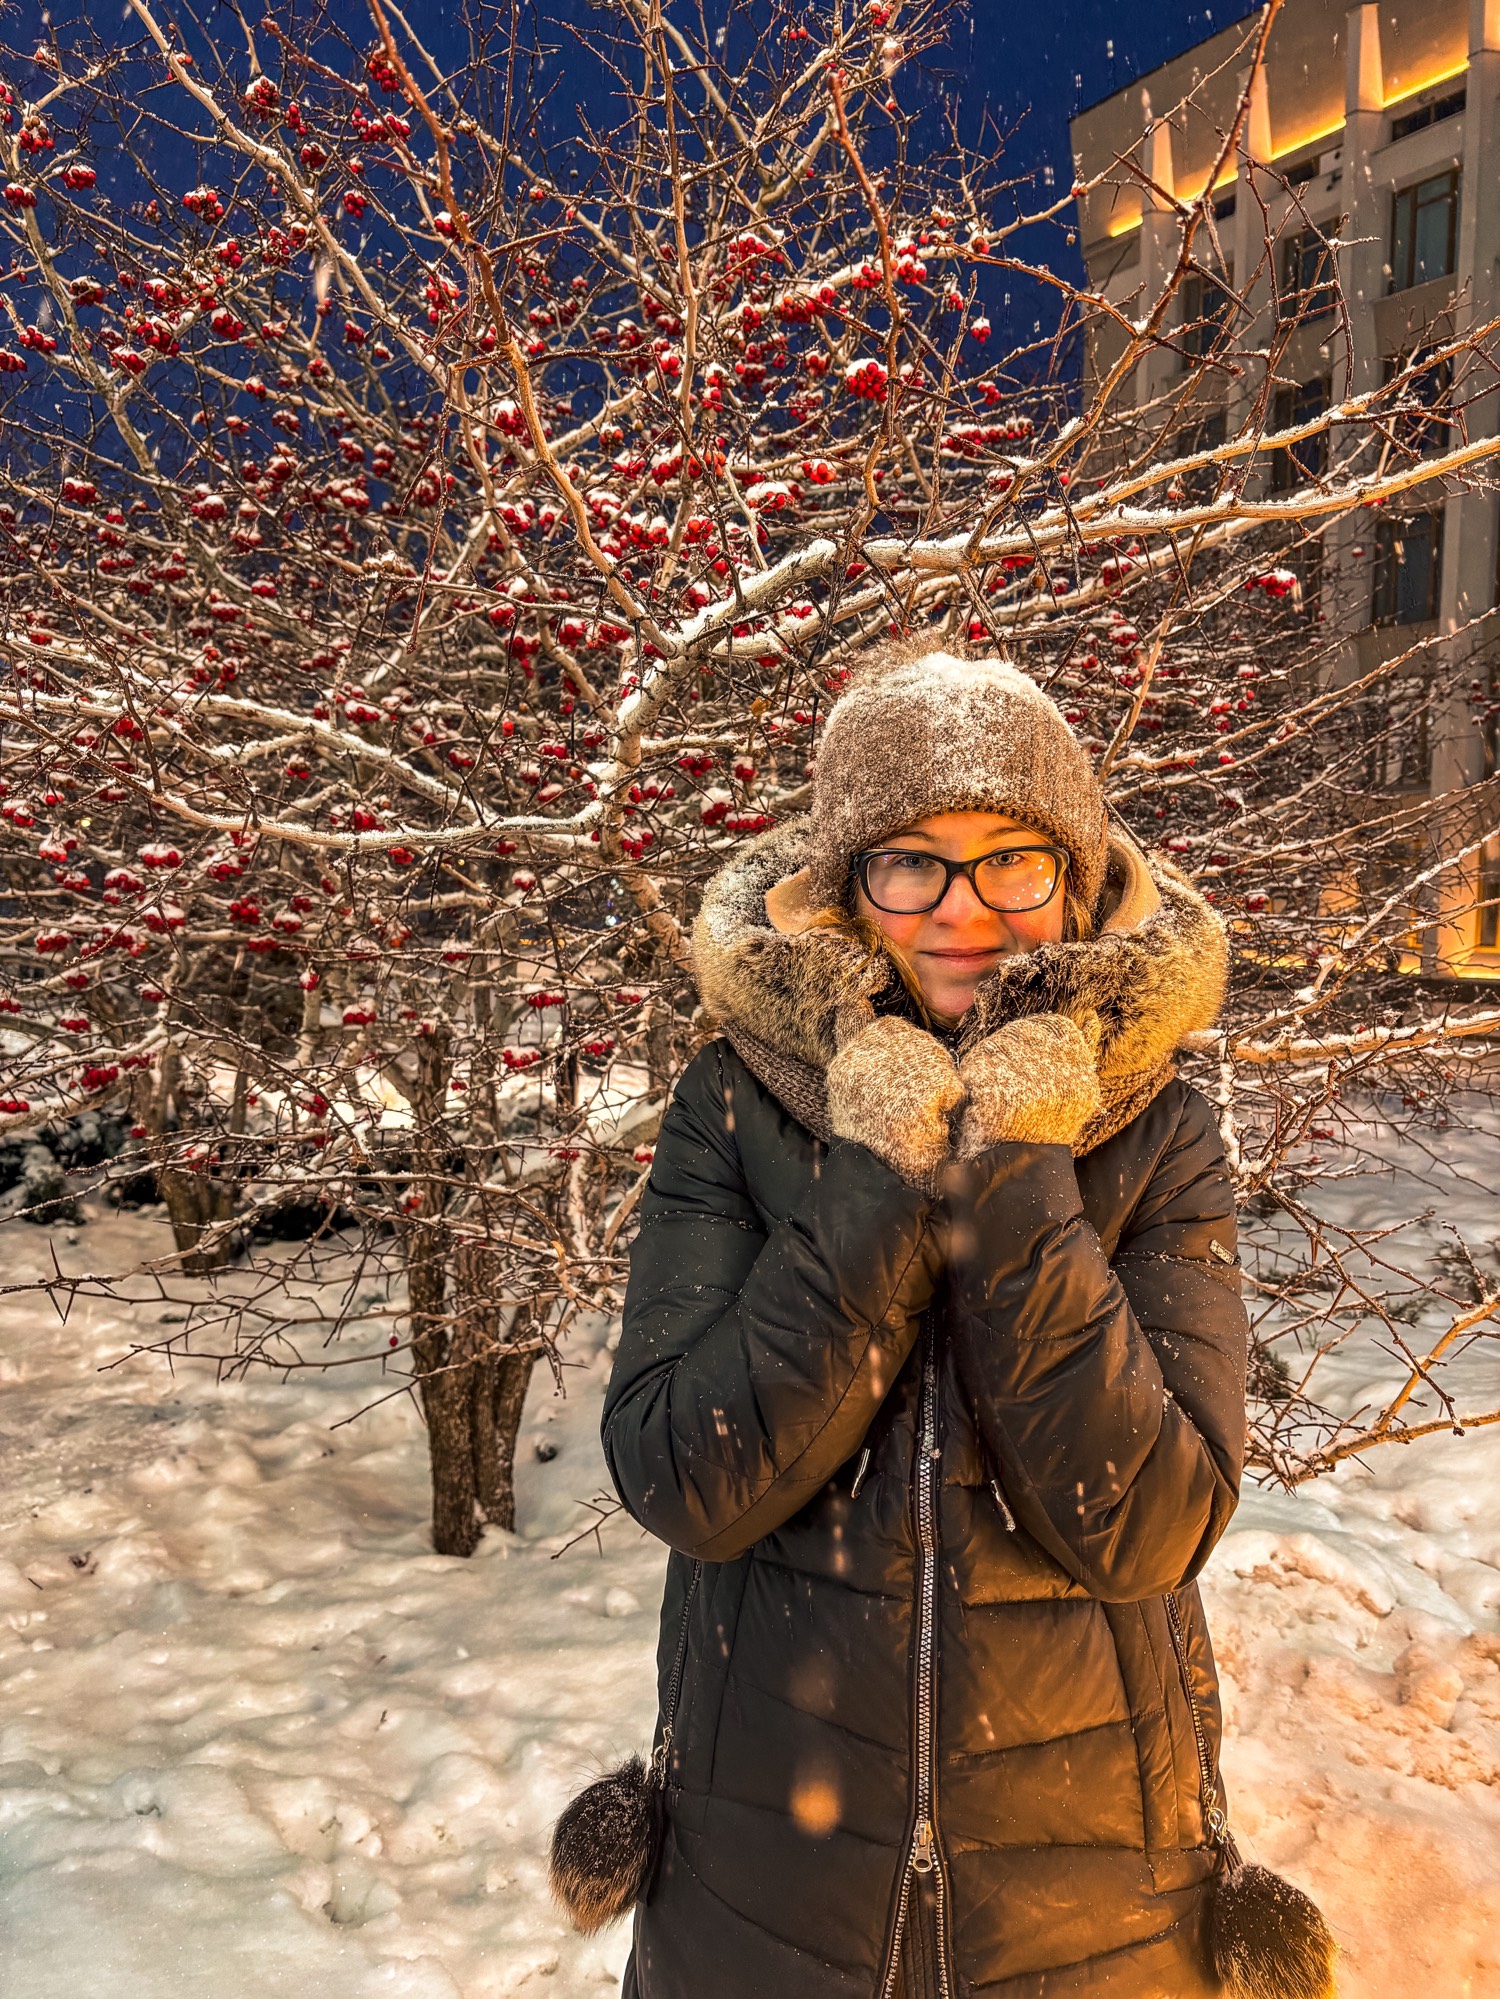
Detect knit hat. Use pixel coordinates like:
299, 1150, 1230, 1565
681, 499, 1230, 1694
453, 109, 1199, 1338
806, 651, 1108, 912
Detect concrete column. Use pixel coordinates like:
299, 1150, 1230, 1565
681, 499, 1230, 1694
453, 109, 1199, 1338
1137, 102, 1177, 408
1432, 3, 1500, 969
1227, 64, 1272, 446
1323, 9, 1386, 653
1328, 9, 1400, 655
1339, 4, 1385, 392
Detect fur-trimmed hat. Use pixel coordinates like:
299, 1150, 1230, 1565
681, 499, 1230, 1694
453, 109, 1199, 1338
807, 651, 1108, 912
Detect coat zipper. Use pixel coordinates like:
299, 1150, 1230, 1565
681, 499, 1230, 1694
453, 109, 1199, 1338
880, 1329, 951, 1999
650, 1558, 703, 1789
1162, 1589, 1239, 1869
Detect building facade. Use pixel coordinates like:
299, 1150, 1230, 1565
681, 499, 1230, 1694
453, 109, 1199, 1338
1070, 0, 1500, 978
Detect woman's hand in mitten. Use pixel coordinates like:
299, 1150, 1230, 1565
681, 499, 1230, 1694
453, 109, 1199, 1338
955, 1012, 1102, 1158
825, 1016, 964, 1187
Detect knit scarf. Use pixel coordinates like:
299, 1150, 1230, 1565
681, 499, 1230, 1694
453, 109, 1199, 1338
691, 818, 1228, 1159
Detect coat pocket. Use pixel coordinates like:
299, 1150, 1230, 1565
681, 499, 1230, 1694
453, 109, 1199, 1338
672, 1554, 750, 1803
1100, 1599, 1209, 1855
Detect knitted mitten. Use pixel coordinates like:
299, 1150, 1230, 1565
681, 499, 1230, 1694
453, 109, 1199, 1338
955, 1013, 1102, 1157
826, 1016, 964, 1186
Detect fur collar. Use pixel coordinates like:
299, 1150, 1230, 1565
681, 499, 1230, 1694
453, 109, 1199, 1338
692, 820, 1227, 1144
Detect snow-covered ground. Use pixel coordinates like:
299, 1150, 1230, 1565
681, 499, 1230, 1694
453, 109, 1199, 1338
1, 1107, 1498, 1998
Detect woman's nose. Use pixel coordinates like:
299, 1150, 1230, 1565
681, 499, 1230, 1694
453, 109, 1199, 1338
931, 868, 990, 922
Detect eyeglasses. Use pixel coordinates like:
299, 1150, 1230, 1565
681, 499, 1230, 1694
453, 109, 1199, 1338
855, 843, 1069, 915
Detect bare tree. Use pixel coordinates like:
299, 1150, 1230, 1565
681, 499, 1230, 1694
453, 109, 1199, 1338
0, 0, 1496, 1549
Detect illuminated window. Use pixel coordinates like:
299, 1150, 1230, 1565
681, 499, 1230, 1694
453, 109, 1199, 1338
1278, 228, 1338, 323
1180, 268, 1235, 358
1372, 512, 1443, 625
1270, 377, 1330, 490
1390, 172, 1460, 292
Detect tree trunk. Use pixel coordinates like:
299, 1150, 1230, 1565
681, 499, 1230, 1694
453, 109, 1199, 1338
158, 1170, 239, 1274
459, 1241, 536, 1535
645, 992, 674, 1098
150, 1046, 240, 1273
405, 1029, 485, 1557
411, 1218, 483, 1557
481, 1350, 537, 1534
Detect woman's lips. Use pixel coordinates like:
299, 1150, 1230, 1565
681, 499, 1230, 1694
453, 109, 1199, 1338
920, 947, 1004, 964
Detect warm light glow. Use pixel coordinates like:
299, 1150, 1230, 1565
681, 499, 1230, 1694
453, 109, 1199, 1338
1176, 165, 1240, 205
1269, 118, 1346, 164
1089, 48, 1474, 236
790, 1775, 841, 1837
1384, 60, 1468, 110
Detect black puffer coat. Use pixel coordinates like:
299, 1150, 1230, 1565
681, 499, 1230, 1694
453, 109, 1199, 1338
602, 829, 1249, 1999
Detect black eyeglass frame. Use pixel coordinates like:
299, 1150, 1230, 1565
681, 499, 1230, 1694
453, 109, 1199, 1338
853, 843, 1070, 916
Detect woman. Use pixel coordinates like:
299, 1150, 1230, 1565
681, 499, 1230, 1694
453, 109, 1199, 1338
581, 654, 1319, 1999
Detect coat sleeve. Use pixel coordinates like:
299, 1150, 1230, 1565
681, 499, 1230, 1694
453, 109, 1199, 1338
602, 1042, 943, 1562
948, 1087, 1248, 1603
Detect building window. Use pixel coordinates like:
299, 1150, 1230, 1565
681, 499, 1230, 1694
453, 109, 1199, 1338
1372, 512, 1443, 624
1380, 349, 1454, 457
1479, 848, 1500, 949
1180, 268, 1235, 359
1177, 410, 1227, 498
1279, 227, 1338, 323
1270, 377, 1330, 490
1390, 171, 1460, 292
1296, 533, 1326, 618
1363, 677, 1433, 790
1389, 90, 1465, 144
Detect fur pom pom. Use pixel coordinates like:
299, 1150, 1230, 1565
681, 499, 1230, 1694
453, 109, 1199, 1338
549, 1756, 658, 1934
1211, 1863, 1338, 1999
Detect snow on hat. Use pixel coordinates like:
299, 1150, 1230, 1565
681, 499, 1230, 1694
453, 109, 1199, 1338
806, 651, 1108, 913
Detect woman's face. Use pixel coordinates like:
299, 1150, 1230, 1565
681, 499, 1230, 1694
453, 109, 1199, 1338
853, 810, 1069, 1022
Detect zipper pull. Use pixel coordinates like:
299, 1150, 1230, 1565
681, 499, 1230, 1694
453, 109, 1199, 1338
649, 1725, 673, 1788
851, 1445, 872, 1499
911, 1818, 936, 1874
989, 1476, 1016, 1532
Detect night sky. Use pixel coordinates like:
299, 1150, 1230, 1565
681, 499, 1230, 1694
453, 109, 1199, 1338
915, 0, 1261, 337
62, 0, 1267, 349
531, 0, 1265, 340
528, 0, 1264, 342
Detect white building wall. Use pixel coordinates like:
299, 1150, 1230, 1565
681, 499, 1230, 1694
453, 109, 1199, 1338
1071, 0, 1500, 976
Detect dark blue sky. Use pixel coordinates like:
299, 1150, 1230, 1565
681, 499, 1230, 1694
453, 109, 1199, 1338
55, 0, 1262, 351
539, 0, 1263, 341
536, 0, 1262, 341
925, 0, 1260, 337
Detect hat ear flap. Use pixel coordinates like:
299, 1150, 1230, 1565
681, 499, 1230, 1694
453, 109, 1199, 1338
764, 867, 833, 935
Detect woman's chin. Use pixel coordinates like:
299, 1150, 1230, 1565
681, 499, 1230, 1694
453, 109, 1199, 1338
921, 977, 983, 1020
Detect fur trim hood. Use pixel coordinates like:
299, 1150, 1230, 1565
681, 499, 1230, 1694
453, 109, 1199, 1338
691, 817, 1227, 1149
